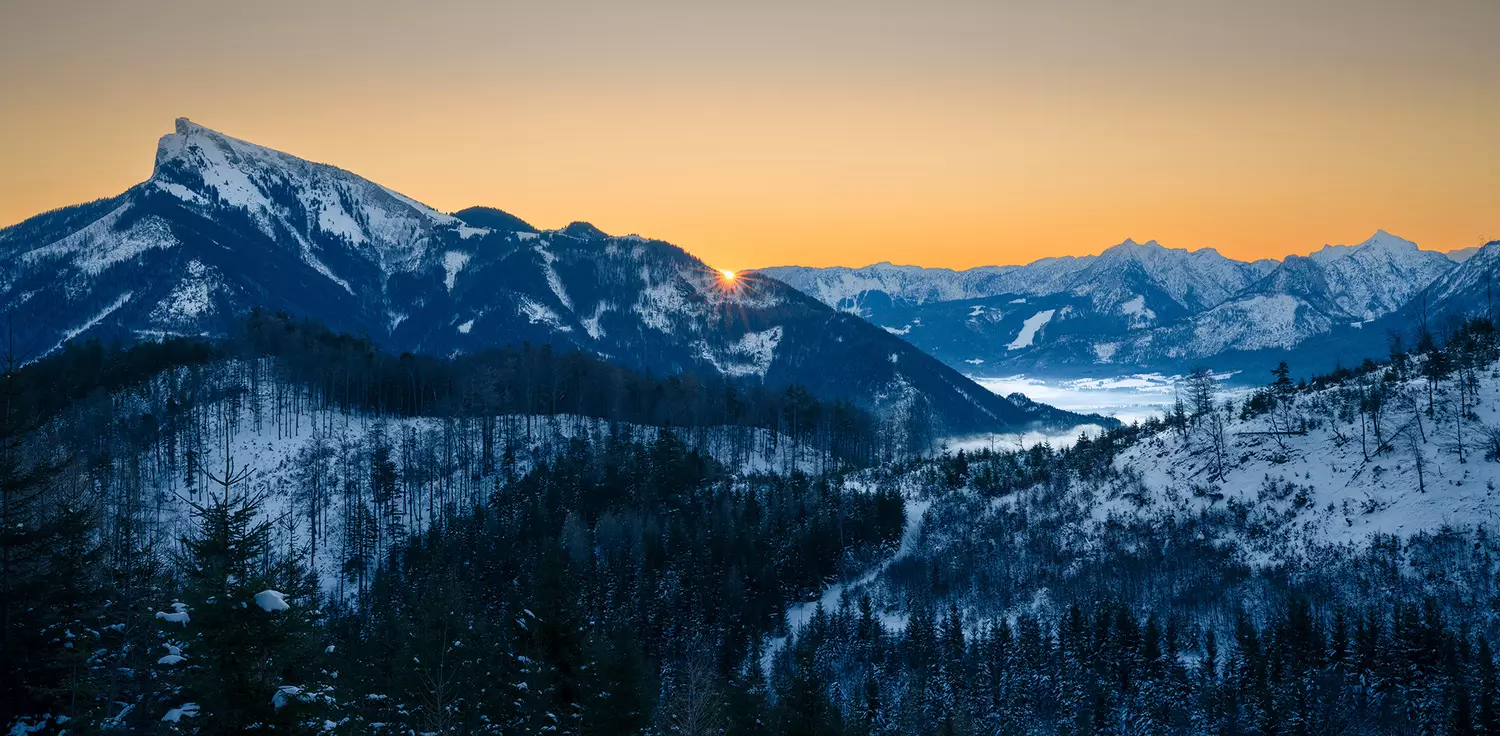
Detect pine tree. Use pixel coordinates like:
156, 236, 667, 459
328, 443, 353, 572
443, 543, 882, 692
164, 424, 325, 732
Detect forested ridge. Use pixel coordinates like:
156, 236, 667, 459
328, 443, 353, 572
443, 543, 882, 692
2, 316, 1500, 734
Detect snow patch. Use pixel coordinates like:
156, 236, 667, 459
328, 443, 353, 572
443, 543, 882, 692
162, 703, 199, 723
698, 327, 782, 378
47, 292, 134, 356
1120, 295, 1156, 328
518, 297, 571, 332
442, 251, 470, 291
534, 246, 573, 311
581, 302, 613, 340
254, 589, 290, 612
1006, 309, 1055, 350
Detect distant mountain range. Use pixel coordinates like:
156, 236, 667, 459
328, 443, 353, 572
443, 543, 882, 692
760, 231, 1495, 379
0, 119, 1095, 435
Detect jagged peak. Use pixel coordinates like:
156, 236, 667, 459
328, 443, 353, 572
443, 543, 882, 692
154, 117, 274, 174
1356, 229, 1419, 251
148, 117, 456, 231
1312, 230, 1422, 263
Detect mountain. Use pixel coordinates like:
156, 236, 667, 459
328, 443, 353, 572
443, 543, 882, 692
0, 118, 1097, 435
1407, 238, 1500, 328
1445, 245, 1481, 263
762, 232, 1458, 377
760, 238, 1269, 322
1307, 230, 1456, 321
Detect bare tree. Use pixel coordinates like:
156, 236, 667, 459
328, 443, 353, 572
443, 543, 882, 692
661, 644, 726, 736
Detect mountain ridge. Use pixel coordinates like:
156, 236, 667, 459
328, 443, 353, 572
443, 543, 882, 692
0, 118, 1102, 437
759, 230, 1472, 377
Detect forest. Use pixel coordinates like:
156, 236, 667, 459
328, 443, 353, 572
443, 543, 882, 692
2, 315, 1500, 735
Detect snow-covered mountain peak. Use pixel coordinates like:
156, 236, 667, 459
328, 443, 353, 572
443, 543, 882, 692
1309, 230, 1421, 263
1350, 229, 1422, 256
148, 118, 485, 281
1100, 238, 1162, 256
153, 117, 458, 226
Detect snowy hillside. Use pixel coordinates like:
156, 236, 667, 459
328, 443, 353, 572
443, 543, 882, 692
1109, 369, 1500, 552
761, 326, 1500, 663
33, 357, 851, 604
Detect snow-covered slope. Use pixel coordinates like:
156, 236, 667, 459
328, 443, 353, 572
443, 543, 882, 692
1309, 230, 1456, 321
0, 119, 1096, 434
1415, 239, 1500, 325
1109, 364, 1500, 552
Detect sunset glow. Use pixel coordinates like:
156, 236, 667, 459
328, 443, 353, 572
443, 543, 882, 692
1, 1, 1496, 268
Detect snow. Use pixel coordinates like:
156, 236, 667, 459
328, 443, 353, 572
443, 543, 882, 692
1189, 294, 1324, 354
698, 327, 782, 378
456, 319, 474, 334
1120, 295, 1156, 328
288, 230, 354, 295
1093, 342, 1120, 362
149, 260, 214, 326
764, 495, 933, 676
633, 271, 689, 333
272, 685, 309, 710
1006, 309, 1055, 350
317, 201, 367, 244
46, 291, 133, 356
518, 297, 571, 332
87, 370, 842, 601
1305, 230, 1455, 319
162, 703, 199, 723
155, 602, 190, 625
157, 643, 186, 665
534, 245, 573, 311
154, 180, 208, 205
442, 251, 470, 291
883, 324, 912, 336
581, 302, 613, 340
1106, 357, 1500, 551
152, 119, 459, 278
254, 589, 290, 612
23, 204, 178, 276
9, 716, 55, 735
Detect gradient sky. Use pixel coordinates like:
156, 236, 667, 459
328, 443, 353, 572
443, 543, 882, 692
3, 0, 1497, 271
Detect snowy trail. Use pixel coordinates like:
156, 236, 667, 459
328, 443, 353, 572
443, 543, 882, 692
761, 497, 931, 677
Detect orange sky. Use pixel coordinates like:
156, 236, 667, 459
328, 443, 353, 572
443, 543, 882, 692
2, 0, 1497, 271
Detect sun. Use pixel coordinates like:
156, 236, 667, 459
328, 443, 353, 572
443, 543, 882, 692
719, 268, 736, 281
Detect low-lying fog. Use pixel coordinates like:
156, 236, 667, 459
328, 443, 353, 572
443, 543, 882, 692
943, 372, 1243, 452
